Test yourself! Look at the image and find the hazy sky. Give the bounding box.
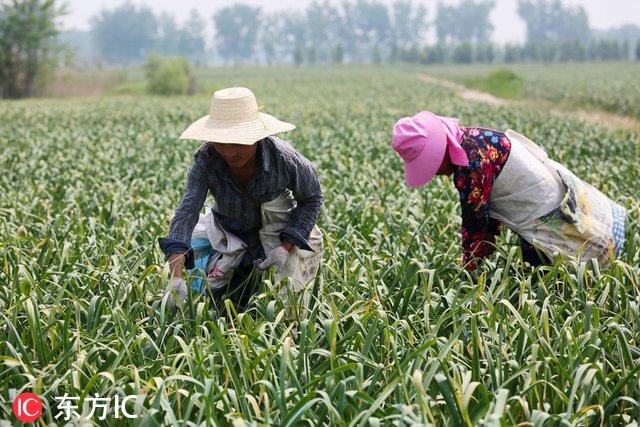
[61,0,640,44]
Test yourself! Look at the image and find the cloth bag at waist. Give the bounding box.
[190,189,323,295]
[489,129,627,267]
[489,131,564,226]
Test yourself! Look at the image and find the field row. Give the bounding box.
[1,67,639,424]
[424,62,640,119]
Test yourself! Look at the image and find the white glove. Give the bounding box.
[207,265,230,290]
[255,246,290,272]
[164,277,188,310]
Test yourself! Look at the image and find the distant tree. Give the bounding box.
[517,0,590,44]
[622,39,629,60]
[91,2,157,65]
[539,41,557,62]
[259,13,280,65]
[559,39,586,61]
[486,44,495,63]
[591,39,622,61]
[364,0,391,60]
[452,42,473,63]
[422,44,446,64]
[155,12,206,61]
[594,39,607,60]
[476,43,495,63]
[305,1,339,63]
[325,5,345,62]
[336,2,358,61]
[213,4,261,64]
[399,43,420,63]
[560,40,570,61]
[156,13,180,56]
[59,30,95,66]
[636,39,640,61]
[307,46,317,64]
[418,46,430,64]
[435,5,453,45]
[572,40,586,61]
[281,11,306,64]
[0,0,66,98]
[372,44,382,63]
[586,40,596,61]
[389,0,426,52]
[591,24,640,58]
[293,47,304,66]
[608,39,622,60]
[333,43,344,64]
[178,10,206,65]
[389,43,400,62]
[436,1,495,45]
[529,43,543,61]
[350,0,391,62]
[503,44,521,63]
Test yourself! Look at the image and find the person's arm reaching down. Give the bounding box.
[280,155,323,251]
[455,160,501,271]
[158,153,208,276]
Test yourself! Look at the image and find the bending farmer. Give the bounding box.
[159,87,323,311]
[391,111,627,271]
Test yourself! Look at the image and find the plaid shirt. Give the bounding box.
[158,136,323,269]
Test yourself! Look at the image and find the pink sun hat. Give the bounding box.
[391,111,469,188]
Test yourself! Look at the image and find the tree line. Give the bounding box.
[2,0,640,98]
[79,0,640,66]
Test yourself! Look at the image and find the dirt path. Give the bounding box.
[419,73,640,132]
[419,74,508,106]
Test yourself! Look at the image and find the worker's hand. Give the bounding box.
[207,265,229,291]
[164,277,188,310]
[168,253,185,280]
[254,245,291,272]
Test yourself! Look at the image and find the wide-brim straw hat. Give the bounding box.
[180,87,295,145]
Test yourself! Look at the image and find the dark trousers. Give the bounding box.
[518,235,550,267]
[207,244,265,312]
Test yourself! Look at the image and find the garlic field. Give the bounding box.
[424,62,640,120]
[1,67,639,425]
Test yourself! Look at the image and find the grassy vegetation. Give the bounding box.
[1,66,639,425]
[425,62,640,119]
[461,68,524,99]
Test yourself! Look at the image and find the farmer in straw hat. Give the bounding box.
[160,87,323,310]
[391,111,628,271]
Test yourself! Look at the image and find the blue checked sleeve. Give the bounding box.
[158,153,208,269]
[280,154,323,251]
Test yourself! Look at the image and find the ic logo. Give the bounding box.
[13,392,43,422]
